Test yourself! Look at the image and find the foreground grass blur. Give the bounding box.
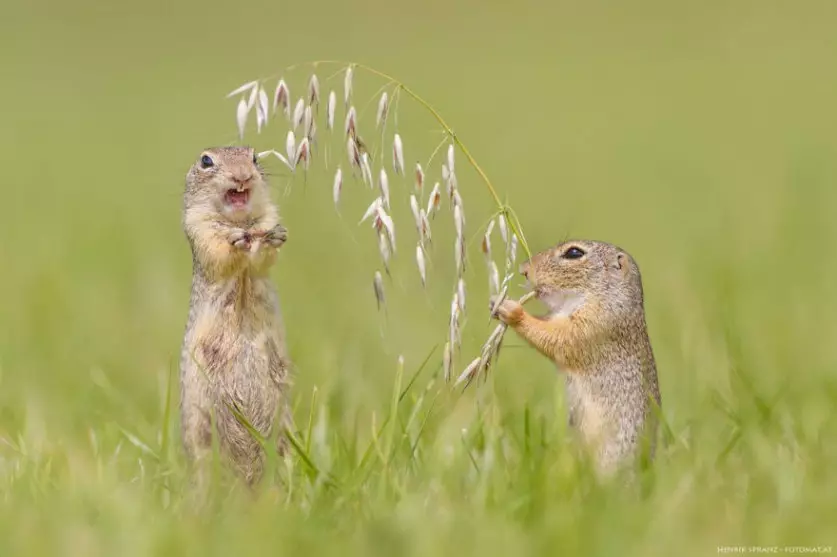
[1,1,836,555]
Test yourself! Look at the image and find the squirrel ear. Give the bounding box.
[614,253,629,277]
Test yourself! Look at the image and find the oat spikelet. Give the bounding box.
[292,98,305,130]
[294,137,310,171]
[258,86,269,114]
[457,278,466,313]
[344,66,353,105]
[507,234,519,270]
[326,90,336,131]
[255,108,264,136]
[427,183,441,218]
[416,243,426,287]
[455,358,481,387]
[501,270,514,291]
[485,322,505,349]
[453,204,464,241]
[476,349,492,383]
[303,105,313,138]
[443,165,458,201]
[308,120,318,143]
[420,210,432,244]
[486,323,507,365]
[257,86,269,133]
[498,213,509,245]
[376,206,396,251]
[447,143,455,173]
[373,271,385,309]
[333,167,343,207]
[471,292,537,385]
[273,79,290,117]
[308,74,320,107]
[443,342,452,382]
[393,133,405,175]
[489,261,500,296]
[246,85,259,111]
[449,292,461,351]
[347,136,360,169]
[236,98,248,140]
[452,190,464,218]
[227,80,257,98]
[454,237,465,276]
[490,284,509,317]
[415,163,424,192]
[377,229,391,272]
[379,168,391,209]
[257,150,291,170]
[482,220,495,259]
[361,152,373,187]
[409,195,421,233]
[286,131,296,163]
[345,106,357,138]
[376,92,388,129]
[360,197,383,225]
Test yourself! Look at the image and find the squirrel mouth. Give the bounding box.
[224,188,251,207]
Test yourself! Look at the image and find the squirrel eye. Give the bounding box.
[200,155,214,169]
[562,246,585,259]
[252,153,259,164]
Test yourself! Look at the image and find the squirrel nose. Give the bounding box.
[232,173,253,186]
[519,262,529,278]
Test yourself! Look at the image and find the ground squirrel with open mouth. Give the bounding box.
[491,240,661,476]
[180,146,291,486]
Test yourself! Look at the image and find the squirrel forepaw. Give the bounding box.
[261,224,288,248]
[228,229,252,251]
[490,297,524,326]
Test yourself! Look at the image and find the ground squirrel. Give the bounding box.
[491,240,661,476]
[180,146,291,486]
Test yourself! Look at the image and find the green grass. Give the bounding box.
[2,1,837,555]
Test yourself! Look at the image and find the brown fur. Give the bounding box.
[179,146,291,486]
[492,240,661,476]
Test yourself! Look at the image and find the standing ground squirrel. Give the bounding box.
[180,146,291,486]
[491,240,661,476]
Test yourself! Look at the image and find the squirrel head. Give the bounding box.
[520,240,645,318]
[184,147,271,223]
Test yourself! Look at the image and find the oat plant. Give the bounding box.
[224,61,533,388]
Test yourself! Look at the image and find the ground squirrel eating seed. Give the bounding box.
[491,240,661,476]
[179,146,291,485]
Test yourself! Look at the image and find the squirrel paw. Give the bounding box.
[489,297,524,326]
[262,224,288,248]
[228,229,252,251]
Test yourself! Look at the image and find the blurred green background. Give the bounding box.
[2,0,836,555]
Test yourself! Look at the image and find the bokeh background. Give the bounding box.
[2,0,836,555]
